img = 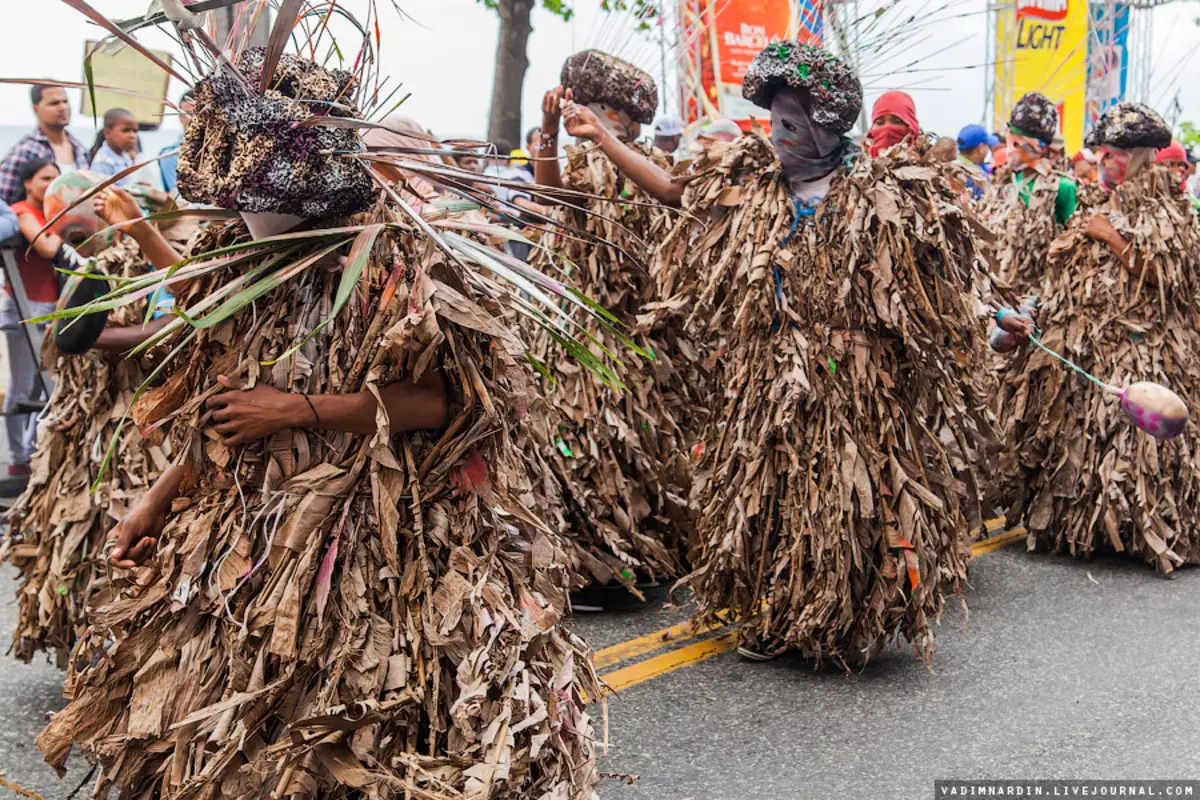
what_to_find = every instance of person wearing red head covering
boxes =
[1154,140,1195,194]
[866,91,919,157]
[1070,149,1098,182]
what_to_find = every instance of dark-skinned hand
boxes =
[205,375,303,446]
[105,500,167,568]
[562,89,605,143]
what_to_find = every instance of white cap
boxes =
[653,117,684,137]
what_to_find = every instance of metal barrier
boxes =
[0,235,52,415]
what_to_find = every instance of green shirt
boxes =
[1013,172,1077,226]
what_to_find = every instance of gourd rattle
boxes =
[996,308,1188,440]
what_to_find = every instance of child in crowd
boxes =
[88,108,139,186]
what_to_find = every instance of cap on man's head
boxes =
[957,124,1000,151]
[653,117,683,138]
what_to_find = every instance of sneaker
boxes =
[736,640,777,662]
[7,463,30,477]
[571,601,606,613]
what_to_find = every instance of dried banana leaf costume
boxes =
[2,237,177,665]
[657,43,995,665]
[526,51,692,590]
[38,52,600,799]
[1000,103,1200,572]
[981,93,1081,294]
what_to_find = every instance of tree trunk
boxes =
[487,0,536,146]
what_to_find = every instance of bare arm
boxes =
[91,314,175,352]
[105,463,188,567]
[207,371,450,446]
[592,131,684,207]
[512,196,552,217]
[94,187,184,273]
[533,88,565,190]
[17,212,62,259]
[561,99,683,207]
[126,219,185,273]
[1085,213,1155,286]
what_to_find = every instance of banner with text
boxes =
[680,0,822,129]
[1085,1,1131,137]
[994,0,1089,152]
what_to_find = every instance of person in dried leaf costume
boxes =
[997,102,1200,573]
[581,42,1011,665]
[35,54,601,800]
[1,224,190,666]
[982,92,1079,294]
[521,51,694,598]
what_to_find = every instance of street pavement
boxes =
[0,548,1198,798]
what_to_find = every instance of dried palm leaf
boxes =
[997,167,1200,573]
[652,133,997,666]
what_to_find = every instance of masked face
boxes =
[1099,146,1130,189]
[1169,163,1190,192]
[867,121,910,157]
[770,87,843,192]
[1008,133,1049,171]
[587,102,640,143]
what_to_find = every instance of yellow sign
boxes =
[993,0,1089,152]
[80,41,172,129]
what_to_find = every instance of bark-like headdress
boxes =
[1008,92,1058,144]
[560,50,658,125]
[177,49,374,217]
[1086,102,1172,150]
[741,42,862,134]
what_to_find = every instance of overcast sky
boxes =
[1,0,1197,142]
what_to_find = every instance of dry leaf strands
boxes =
[997,167,1200,573]
[978,166,1099,296]
[654,133,996,666]
[1,238,171,666]
[36,217,602,799]
[523,142,696,591]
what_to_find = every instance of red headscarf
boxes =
[1155,140,1191,191]
[1155,140,1188,165]
[868,91,920,157]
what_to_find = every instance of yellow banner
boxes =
[994,0,1089,153]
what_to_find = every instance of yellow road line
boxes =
[592,520,1029,693]
[594,619,721,670]
[972,527,1028,555]
[600,632,739,695]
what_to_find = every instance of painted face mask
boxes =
[587,102,640,143]
[1008,133,1049,172]
[1099,145,1131,189]
[770,87,845,193]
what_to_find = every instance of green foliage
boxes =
[474,0,663,27]
[1178,121,1200,152]
[474,0,575,21]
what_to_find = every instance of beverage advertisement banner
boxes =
[995,0,1090,152]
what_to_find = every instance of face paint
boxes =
[1008,133,1049,171]
[1099,145,1130,189]
[770,87,844,193]
[1171,164,1189,192]
[587,102,640,143]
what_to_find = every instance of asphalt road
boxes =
[1,549,1198,799]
